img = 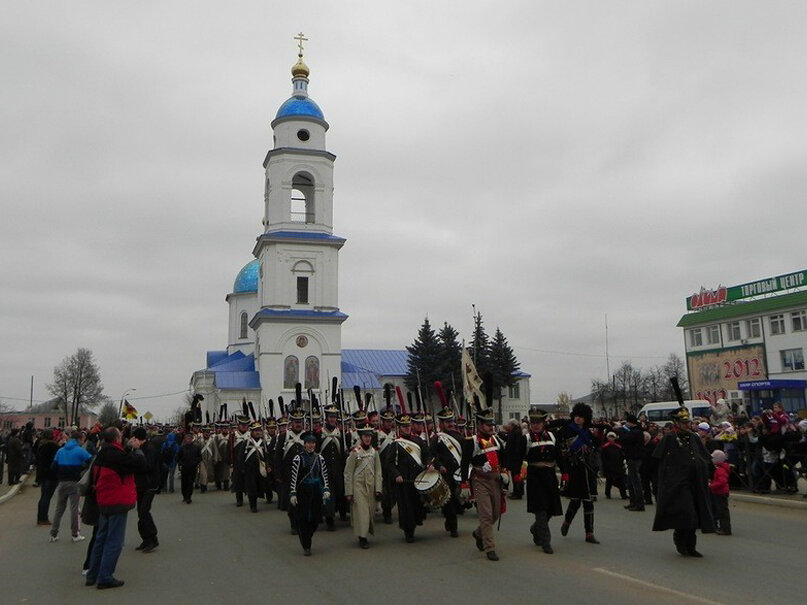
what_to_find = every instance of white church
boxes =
[190,41,531,421]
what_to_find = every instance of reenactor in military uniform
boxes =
[230,415,251,507]
[432,408,464,538]
[377,409,397,524]
[275,409,307,533]
[460,409,509,561]
[344,425,383,549]
[213,423,231,491]
[242,421,270,512]
[385,414,432,543]
[318,405,347,529]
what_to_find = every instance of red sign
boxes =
[689,287,727,309]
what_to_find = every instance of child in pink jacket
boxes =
[709,450,731,535]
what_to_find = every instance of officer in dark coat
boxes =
[512,409,563,554]
[652,406,715,557]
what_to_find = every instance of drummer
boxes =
[432,407,464,538]
[383,413,433,543]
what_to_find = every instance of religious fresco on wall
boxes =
[305,356,319,390]
[284,355,299,389]
[687,345,767,405]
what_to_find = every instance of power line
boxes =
[512,344,670,360]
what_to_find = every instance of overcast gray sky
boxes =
[2,1,806,419]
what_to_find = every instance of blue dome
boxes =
[275,96,325,121]
[233,260,259,294]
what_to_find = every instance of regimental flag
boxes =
[122,400,139,420]
[461,346,487,410]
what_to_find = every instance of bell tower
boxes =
[251,34,347,406]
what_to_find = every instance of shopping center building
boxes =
[678,269,807,413]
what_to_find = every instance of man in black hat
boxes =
[652,406,715,557]
[619,412,646,511]
[275,409,307,533]
[230,415,251,507]
[377,409,397,524]
[460,409,508,561]
[318,405,347,529]
[242,422,269,512]
[558,403,600,544]
[511,409,562,554]
[385,414,431,543]
[289,432,330,556]
[432,408,464,538]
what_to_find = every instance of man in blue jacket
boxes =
[49,430,93,542]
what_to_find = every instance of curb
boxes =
[732,492,807,510]
[0,473,29,505]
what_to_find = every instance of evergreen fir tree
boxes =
[469,312,492,377]
[405,317,442,403]
[437,322,463,395]
[489,327,520,421]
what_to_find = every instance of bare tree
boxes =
[662,354,688,399]
[47,348,104,426]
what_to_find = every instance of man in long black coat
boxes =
[653,407,715,557]
[385,415,431,543]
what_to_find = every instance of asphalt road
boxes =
[1,482,804,605]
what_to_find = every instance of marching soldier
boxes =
[318,405,347,529]
[432,408,464,538]
[344,425,383,549]
[242,421,269,512]
[460,409,509,561]
[276,409,307,533]
[377,409,397,524]
[289,433,330,556]
[385,413,431,543]
[198,426,217,493]
[213,424,231,491]
[263,418,278,504]
[558,403,600,545]
[511,409,563,554]
[230,415,251,507]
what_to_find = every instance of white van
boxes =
[639,400,712,426]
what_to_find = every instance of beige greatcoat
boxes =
[344,445,383,538]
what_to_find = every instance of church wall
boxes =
[256,321,341,405]
[258,243,339,310]
[226,291,259,355]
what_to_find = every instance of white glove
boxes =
[289,495,298,507]
[322,491,331,503]
[482,461,492,472]
[500,472,510,488]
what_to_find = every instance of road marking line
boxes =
[592,568,727,605]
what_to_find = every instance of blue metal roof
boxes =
[233,259,259,294]
[260,231,346,243]
[206,350,229,368]
[216,371,261,390]
[251,309,348,325]
[341,349,409,377]
[275,96,324,121]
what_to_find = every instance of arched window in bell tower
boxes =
[239,311,248,339]
[290,172,315,223]
[292,260,314,305]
